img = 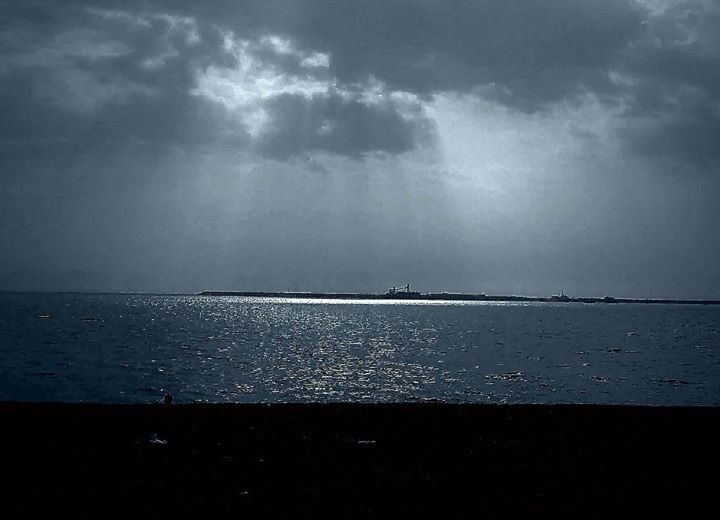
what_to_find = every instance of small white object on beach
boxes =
[149,433,167,445]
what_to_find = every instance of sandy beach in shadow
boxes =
[2,402,719,517]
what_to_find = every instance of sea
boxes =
[1,292,719,405]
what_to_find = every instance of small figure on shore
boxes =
[154,393,174,445]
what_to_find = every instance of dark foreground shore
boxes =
[3,403,719,518]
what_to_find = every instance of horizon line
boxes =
[2,289,720,304]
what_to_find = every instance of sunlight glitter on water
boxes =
[1,293,719,404]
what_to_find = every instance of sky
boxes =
[1,0,719,298]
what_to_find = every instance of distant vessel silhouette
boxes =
[384,283,421,298]
[549,290,571,302]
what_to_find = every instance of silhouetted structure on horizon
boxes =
[549,290,571,302]
[385,283,421,298]
[198,288,720,305]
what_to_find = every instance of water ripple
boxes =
[0,293,719,404]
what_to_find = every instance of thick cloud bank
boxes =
[2,0,718,163]
[1,1,719,296]
[0,1,433,159]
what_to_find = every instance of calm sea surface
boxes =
[1,293,719,404]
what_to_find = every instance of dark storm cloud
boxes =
[0,3,245,164]
[4,0,718,163]
[276,0,645,110]
[255,93,434,159]
[0,0,432,160]
[617,1,720,164]
[69,0,646,108]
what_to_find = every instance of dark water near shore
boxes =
[1,293,719,404]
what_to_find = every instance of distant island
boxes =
[199,287,720,305]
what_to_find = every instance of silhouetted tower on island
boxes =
[387,283,410,295]
[550,289,571,302]
[385,283,420,298]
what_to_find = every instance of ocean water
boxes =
[1,292,719,404]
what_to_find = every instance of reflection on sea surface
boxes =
[0,293,719,404]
